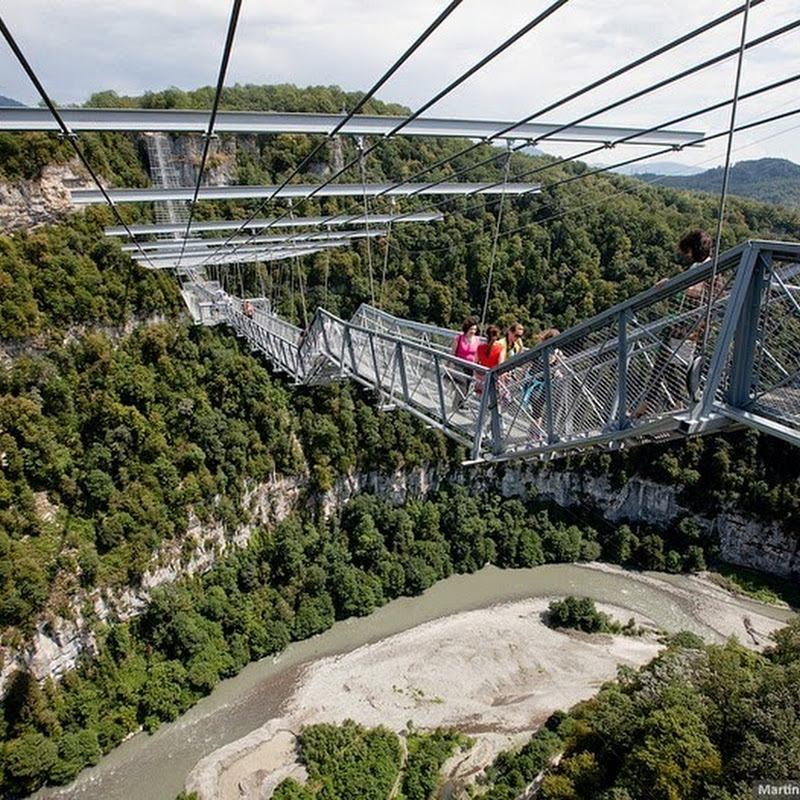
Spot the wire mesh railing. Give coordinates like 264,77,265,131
743,247,800,426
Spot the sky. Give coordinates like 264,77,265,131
1,0,799,173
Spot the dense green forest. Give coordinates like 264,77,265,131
480,620,800,800
0,482,725,797
1,83,800,797
271,720,469,800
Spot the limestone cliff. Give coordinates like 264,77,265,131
2,457,798,696
0,159,92,231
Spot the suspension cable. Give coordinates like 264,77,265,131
374,1,764,198
286,199,309,328
379,198,396,306
0,13,158,278
357,137,376,305
194,0,467,272
197,0,573,273
388,93,800,262
176,0,242,270
380,30,800,234
702,0,752,358
204,0,765,279
404,10,799,199
542,105,800,194
480,144,512,329
490,71,800,192
298,0,571,207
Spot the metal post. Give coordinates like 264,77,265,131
727,250,768,407
542,347,554,442
488,374,504,456
396,342,410,403
368,333,381,386
617,309,630,429
694,244,759,420
434,354,447,420
471,368,492,462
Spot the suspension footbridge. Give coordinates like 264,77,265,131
177,238,800,462
4,0,800,462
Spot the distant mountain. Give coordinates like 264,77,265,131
613,161,704,177
629,158,800,209
0,94,24,107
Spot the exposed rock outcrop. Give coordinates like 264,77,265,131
0,477,303,693
2,457,798,694
0,160,92,231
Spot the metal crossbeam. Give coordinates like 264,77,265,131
73,182,541,204
120,229,388,253
0,107,703,146
136,244,342,268
105,212,444,237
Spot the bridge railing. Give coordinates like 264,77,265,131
299,308,490,446
704,241,800,440
351,304,465,353
478,240,800,460
751,258,800,421
225,297,303,376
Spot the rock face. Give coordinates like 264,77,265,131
494,462,800,577
0,160,93,231
0,477,304,693
0,133,242,232
2,446,799,695
319,461,800,578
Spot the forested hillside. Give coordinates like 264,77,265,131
1,83,800,797
633,157,800,210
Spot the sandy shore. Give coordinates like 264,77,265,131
186,568,792,800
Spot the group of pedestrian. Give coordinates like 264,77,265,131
448,227,716,437
451,317,563,398
452,319,527,371
451,318,527,397
451,316,564,443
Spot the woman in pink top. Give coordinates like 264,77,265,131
452,317,480,362
474,325,505,396
450,317,480,409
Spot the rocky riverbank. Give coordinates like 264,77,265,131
186,565,793,800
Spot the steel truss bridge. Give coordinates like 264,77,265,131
180,239,800,462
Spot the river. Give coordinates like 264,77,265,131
35,564,794,800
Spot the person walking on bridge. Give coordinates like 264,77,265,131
475,324,505,396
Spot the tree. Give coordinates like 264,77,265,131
547,596,618,633
618,704,721,799
3,730,58,796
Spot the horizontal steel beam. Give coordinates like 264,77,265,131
135,244,338,268
0,107,704,146
104,211,443,237
717,405,800,446
121,229,388,252
133,241,348,261
73,182,541,205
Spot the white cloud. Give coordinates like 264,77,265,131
1,0,798,166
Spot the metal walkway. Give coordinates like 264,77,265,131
182,239,800,462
